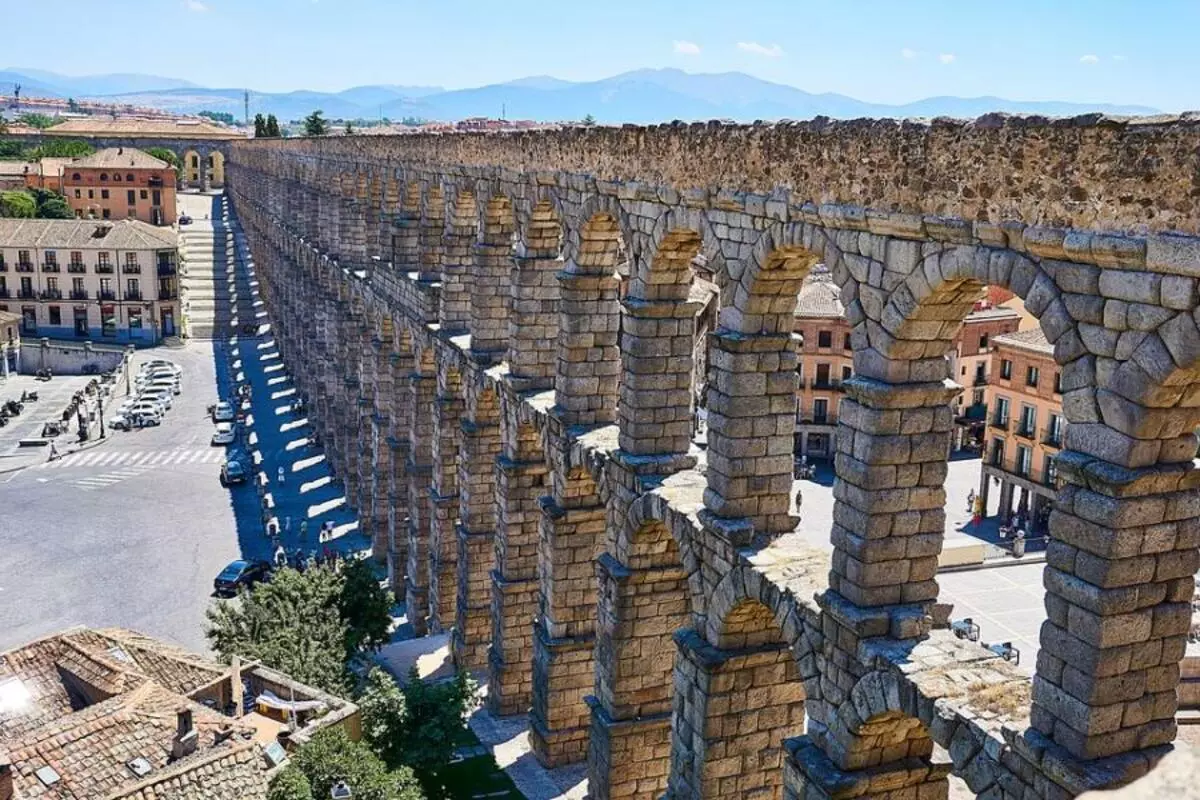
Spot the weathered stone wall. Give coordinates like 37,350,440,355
226,117,1200,800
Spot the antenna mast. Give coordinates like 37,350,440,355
244,90,250,126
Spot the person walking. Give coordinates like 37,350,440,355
277,465,286,485
299,519,308,543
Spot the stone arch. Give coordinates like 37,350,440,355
182,148,202,189
668,567,809,800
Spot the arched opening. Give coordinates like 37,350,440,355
669,597,807,800
182,149,202,190
208,150,226,187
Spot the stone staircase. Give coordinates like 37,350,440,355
179,196,258,339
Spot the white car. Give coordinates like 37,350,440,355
128,404,164,424
137,371,179,389
212,401,235,422
143,378,181,396
140,359,182,377
140,390,173,411
211,422,237,445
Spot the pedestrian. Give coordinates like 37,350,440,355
284,516,291,535
277,465,285,485
299,519,308,542
966,489,976,512
47,442,59,462
274,544,287,568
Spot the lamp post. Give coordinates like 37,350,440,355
97,389,105,440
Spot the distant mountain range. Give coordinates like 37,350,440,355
0,66,1160,124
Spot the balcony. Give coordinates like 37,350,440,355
124,290,143,301
1043,429,1064,448
0,262,6,272
15,263,34,273
808,378,843,392
122,264,142,274
96,290,116,301
973,374,988,386
17,289,36,299
958,402,988,422
0,289,9,299
157,262,177,276
158,289,177,301
69,289,89,300
68,263,87,274
1015,423,1037,440
41,263,60,273
990,416,1010,431
95,265,114,275
40,289,62,300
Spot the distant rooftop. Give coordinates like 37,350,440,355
38,117,245,141
69,147,170,170
0,219,177,251
992,327,1053,355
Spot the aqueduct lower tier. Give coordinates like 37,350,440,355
227,116,1200,800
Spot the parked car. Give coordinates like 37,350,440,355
213,559,270,595
220,457,248,486
212,401,235,422
129,402,165,422
140,390,173,411
136,371,179,389
143,377,181,396
211,421,237,445
109,414,133,431
141,358,181,374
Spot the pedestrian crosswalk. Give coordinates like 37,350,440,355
38,447,227,471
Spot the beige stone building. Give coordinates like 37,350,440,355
0,219,180,343
62,147,178,226
978,327,1064,533
0,627,360,800
0,310,19,378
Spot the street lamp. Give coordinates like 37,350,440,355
330,781,352,799
98,390,105,439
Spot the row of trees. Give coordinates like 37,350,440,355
199,110,236,125
254,113,284,138
0,137,94,161
205,558,478,799
0,188,73,219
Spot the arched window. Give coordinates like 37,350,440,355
126,174,135,182
113,174,121,182
99,173,108,182
71,173,81,181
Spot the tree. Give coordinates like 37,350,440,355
271,728,424,800
303,110,329,137
29,189,72,219
0,191,36,218
32,139,94,159
344,120,354,135
67,97,81,113
17,113,56,130
199,110,235,125
582,114,597,126
265,114,282,137
205,560,394,696
358,667,478,793
254,113,267,138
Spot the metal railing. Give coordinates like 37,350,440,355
973,374,988,386
124,290,143,301
95,264,114,274
69,289,89,300
15,263,34,273
17,289,36,299
68,263,87,274
96,290,116,301
41,263,60,273
1015,422,1037,439
157,263,177,276
990,416,1010,430
122,264,142,274
158,289,176,300
40,289,62,300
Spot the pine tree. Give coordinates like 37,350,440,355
265,114,281,137
254,113,267,138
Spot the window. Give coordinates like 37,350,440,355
842,365,852,381
128,308,143,330
1016,445,1032,477
99,278,113,298
994,396,1010,426
1000,359,1013,380
98,252,110,267
978,334,988,351
71,277,85,295
125,252,138,267
151,190,161,206
1046,414,1064,446
48,306,61,326
44,251,56,266
140,189,148,200
191,155,199,168
843,332,851,350
990,438,1004,466
126,173,135,182
1026,366,1039,387
71,172,81,181
21,306,36,333
74,189,81,199
45,277,58,292
73,307,89,336
100,173,108,182
17,250,30,266
101,189,109,200
1044,455,1059,486
101,304,117,336
127,190,136,205
972,388,985,406
974,362,986,384
1054,372,1062,394
126,278,140,298
817,330,832,348
813,398,829,424
1019,404,1037,437
102,209,110,219
88,189,94,199
113,173,121,182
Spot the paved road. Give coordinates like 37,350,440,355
0,194,368,654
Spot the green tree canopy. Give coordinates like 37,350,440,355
17,113,56,130
144,147,180,167
358,667,478,793
344,121,354,135
199,110,235,125
303,109,329,136
29,189,73,219
0,191,36,218
205,559,393,695
265,114,282,137
254,113,267,138
31,139,94,159
270,728,424,800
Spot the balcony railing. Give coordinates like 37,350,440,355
0,289,9,299
124,290,143,301
40,289,62,300
1043,429,1064,448
0,263,7,272
973,374,988,386
15,263,34,273
1015,423,1037,440
990,416,1010,430
157,263,177,276
68,263,86,274
95,264,114,274
808,378,843,391
41,263,60,273
122,264,142,274
158,289,177,300
96,290,116,301
17,289,36,299
69,289,89,300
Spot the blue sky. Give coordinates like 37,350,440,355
4,0,1198,110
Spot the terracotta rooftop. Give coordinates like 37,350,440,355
69,147,170,171
40,117,245,141
992,327,1054,355
0,162,36,177
0,219,177,251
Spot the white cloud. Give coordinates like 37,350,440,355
737,41,784,58
900,48,918,60
1079,54,1100,64
184,0,208,10
938,53,956,64
1113,54,1127,62
673,40,701,56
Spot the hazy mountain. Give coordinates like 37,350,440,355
0,66,1161,124
4,68,199,96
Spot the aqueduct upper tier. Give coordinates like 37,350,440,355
226,114,1200,800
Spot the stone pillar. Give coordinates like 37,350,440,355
439,192,474,335
405,357,436,637
507,204,561,390
198,149,210,192
429,366,463,633
364,174,382,261
488,398,548,716
783,737,950,800
470,197,514,360
338,175,368,269
453,380,502,671
418,186,444,283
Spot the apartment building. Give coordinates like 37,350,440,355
948,306,1023,449
62,147,178,226
978,328,1064,533
0,309,19,377
0,218,180,344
